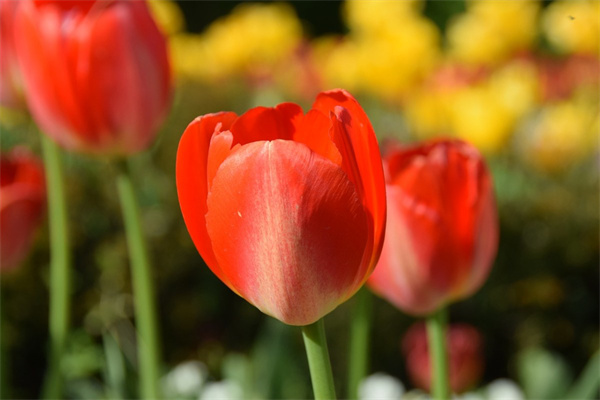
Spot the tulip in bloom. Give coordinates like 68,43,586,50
402,322,484,393
1,148,45,271
176,89,386,326
368,139,498,315
14,0,171,155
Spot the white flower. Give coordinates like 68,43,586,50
162,361,207,398
486,379,525,400
359,372,406,400
198,380,243,400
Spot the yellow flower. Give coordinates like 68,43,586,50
321,0,440,101
448,84,517,154
404,90,449,140
314,36,362,93
404,61,535,154
354,18,440,100
204,3,302,78
488,60,541,121
542,0,600,55
172,3,302,82
147,0,185,36
447,0,540,65
343,0,423,36
169,33,213,81
521,95,599,173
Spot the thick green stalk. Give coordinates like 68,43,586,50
40,135,71,399
347,288,372,399
426,307,450,400
302,318,336,400
116,162,161,399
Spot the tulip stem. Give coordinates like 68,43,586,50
347,287,372,399
40,135,71,400
302,318,337,400
116,161,161,399
427,307,450,400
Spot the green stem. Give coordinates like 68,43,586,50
566,350,600,400
426,307,450,400
347,288,372,399
302,318,336,400
40,135,71,399
116,162,161,399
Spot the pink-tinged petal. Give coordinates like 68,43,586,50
176,112,237,288
83,1,171,153
229,102,303,145
312,90,386,283
369,139,498,316
15,1,88,149
458,169,498,299
206,130,239,191
205,139,368,325
293,109,342,166
368,185,445,315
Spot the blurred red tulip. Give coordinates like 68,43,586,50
14,0,171,155
368,139,498,316
0,0,25,109
0,148,45,271
402,322,484,393
176,89,386,326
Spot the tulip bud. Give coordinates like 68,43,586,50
14,0,171,155
368,139,498,315
402,322,484,393
1,148,46,271
176,89,386,326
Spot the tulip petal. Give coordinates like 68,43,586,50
230,102,303,145
15,2,89,149
205,139,368,325
312,90,386,284
0,188,45,271
293,109,342,166
368,185,444,315
83,1,171,153
176,112,237,288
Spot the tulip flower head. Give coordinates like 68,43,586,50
368,139,498,316
0,148,46,271
14,0,171,155
402,322,484,393
176,89,386,326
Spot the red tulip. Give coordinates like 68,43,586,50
0,148,46,271
176,89,386,326
0,0,25,109
402,322,484,393
368,139,498,316
14,0,171,155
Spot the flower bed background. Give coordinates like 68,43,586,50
1,0,598,398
